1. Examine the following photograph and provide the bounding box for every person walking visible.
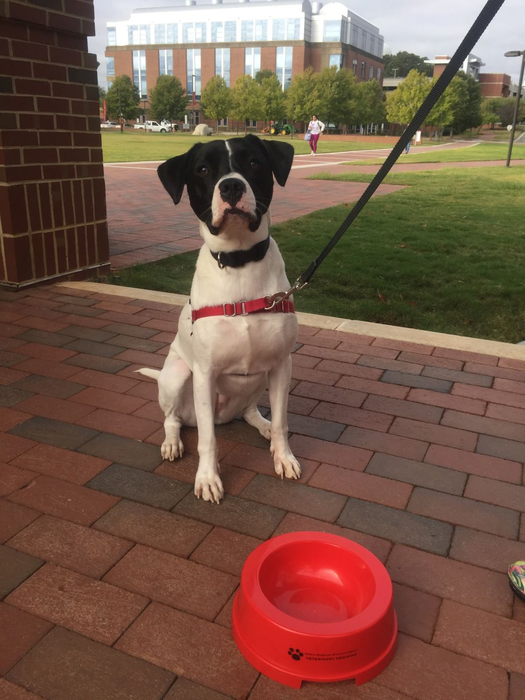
[307,115,325,155]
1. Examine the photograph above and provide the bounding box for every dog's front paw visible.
[194,472,224,504]
[161,437,184,461]
[273,452,301,480]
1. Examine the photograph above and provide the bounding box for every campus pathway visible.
[0,282,524,700]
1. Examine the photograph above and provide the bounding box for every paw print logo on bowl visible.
[288,647,303,661]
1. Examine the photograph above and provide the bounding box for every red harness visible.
[191,296,295,322]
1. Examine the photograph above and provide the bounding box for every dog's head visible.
[157,135,294,240]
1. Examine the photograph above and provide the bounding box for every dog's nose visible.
[219,178,246,206]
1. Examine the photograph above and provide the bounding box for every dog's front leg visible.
[192,365,224,504]
[268,356,301,480]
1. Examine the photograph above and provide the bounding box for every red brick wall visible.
[0,0,109,288]
[230,47,245,85]
[173,48,186,88]
[479,73,511,98]
[201,48,215,91]
[111,50,132,81]
[146,49,159,94]
[261,46,276,73]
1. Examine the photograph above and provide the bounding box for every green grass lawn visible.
[348,142,525,165]
[107,165,525,343]
[101,131,390,162]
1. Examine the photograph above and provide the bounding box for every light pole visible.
[192,74,196,129]
[142,96,147,132]
[504,50,525,168]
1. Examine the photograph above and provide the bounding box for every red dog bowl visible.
[232,532,397,688]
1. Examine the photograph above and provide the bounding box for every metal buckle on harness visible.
[264,277,308,310]
[223,303,236,317]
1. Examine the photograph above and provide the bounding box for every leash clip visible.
[264,277,308,310]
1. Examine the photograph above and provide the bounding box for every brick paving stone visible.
[241,473,347,522]
[8,475,119,526]
[486,403,525,426]
[13,358,81,380]
[65,368,139,393]
[476,434,525,463]
[340,343,401,360]
[432,347,499,366]
[213,420,275,450]
[286,413,345,442]
[52,295,98,306]
[397,351,463,371]
[442,409,525,443]
[126,381,157,401]
[373,337,434,355]
[357,355,424,375]
[452,383,525,409]
[65,353,131,374]
[62,339,126,358]
[362,394,443,424]
[222,442,319,483]
[164,678,231,700]
[93,500,211,558]
[56,303,105,317]
[0,545,43,599]
[0,386,34,408]
[14,330,72,348]
[338,426,428,461]
[105,335,165,353]
[499,357,525,371]
[513,597,525,622]
[311,402,394,432]
[366,453,467,495]
[16,344,77,363]
[374,633,507,700]
[291,380,366,407]
[450,526,525,572]
[464,475,525,512]
[317,359,383,381]
[387,545,512,616]
[0,602,53,675]
[88,464,191,510]
[464,362,525,382]
[115,602,258,700]
[76,408,160,441]
[7,626,174,700]
[337,499,453,555]
[12,374,85,399]
[425,444,522,483]
[292,353,321,369]
[174,492,285,539]
[406,387,486,415]
[9,416,98,450]
[493,377,525,396]
[9,515,132,579]
[71,387,148,414]
[104,544,238,621]
[434,600,525,673]
[0,463,36,498]
[6,563,148,645]
[389,417,477,452]
[0,434,36,463]
[272,512,392,563]
[393,583,441,643]
[0,407,31,432]
[112,349,166,369]
[190,527,263,576]
[60,325,118,343]
[510,674,525,700]
[0,677,45,699]
[288,433,372,471]
[309,464,412,508]
[0,367,29,385]
[408,487,519,538]
[250,677,408,699]
[14,395,95,424]
[422,366,493,388]
[259,391,318,417]
[291,364,341,386]
[294,345,361,365]
[12,443,110,485]
[381,370,452,393]
[158,458,255,497]
[337,374,410,399]
[0,350,31,367]
[79,432,163,470]
[214,589,236,628]
[0,501,40,544]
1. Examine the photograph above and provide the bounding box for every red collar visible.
[191,296,295,322]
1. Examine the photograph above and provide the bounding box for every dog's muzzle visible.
[219,178,246,206]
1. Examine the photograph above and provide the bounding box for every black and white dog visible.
[139,135,301,503]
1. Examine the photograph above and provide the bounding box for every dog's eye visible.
[250,160,260,169]
[199,166,209,175]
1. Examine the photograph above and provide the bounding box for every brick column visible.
[0,0,110,289]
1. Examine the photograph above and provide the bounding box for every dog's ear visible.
[260,138,295,187]
[157,144,199,204]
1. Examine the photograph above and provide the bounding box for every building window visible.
[329,54,343,70]
[107,27,116,46]
[361,61,366,79]
[245,119,257,127]
[352,59,357,75]
[183,23,204,43]
[324,20,341,42]
[254,20,267,41]
[218,118,228,126]
[241,21,253,42]
[276,46,293,90]
[211,22,223,42]
[167,24,177,42]
[106,57,115,76]
[273,19,285,40]
[187,48,201,99]
[159,50,173,76]
[215,48,230,87]
[245,47,261,78]
[132,50,147,98]
[360,29,368,50]
[370,36,375,54]
[377,67,381,81]
[369,65,374,80]
[195,23,206,42]
[129,25,150,45]
[287,18,300,40]
[155,24,165,43]
[351,25,358,46]
[225,21,237,42]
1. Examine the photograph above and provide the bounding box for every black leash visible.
[279,0,506,302]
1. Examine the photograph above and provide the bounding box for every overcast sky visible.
[89,0,524,88]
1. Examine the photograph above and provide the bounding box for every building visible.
[105,0,384,127]
[427,54,513,99]
[427,53,484,81]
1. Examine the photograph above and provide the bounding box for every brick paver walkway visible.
[1,283,524,699]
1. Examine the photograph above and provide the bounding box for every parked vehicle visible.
[100,121,118,129]
[134,120,172,132]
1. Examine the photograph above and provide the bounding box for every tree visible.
[352,79,385,126]
[230,74,263,133]
[148,75,187,122]
[259,73,286,122]
[316,66,356,129]
[385,69,430,125]
[427,75,467,136]
[99,86,107,110]
[383,51,433,78]
[452,72,482,134]
[287,67,323,126]
[255,69,275,84]
[200,75,232,128]
[106,75,141,120]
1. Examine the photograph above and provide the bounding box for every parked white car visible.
[134,120,172,133]
[100,121,118,129]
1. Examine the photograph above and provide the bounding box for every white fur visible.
[146,176,300,504]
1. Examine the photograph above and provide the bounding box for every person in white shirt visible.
[307,115,325,155]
